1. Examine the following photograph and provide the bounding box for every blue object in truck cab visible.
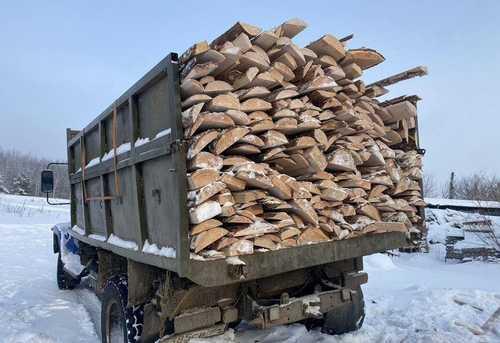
[64,231,79,254]
[52,223,79,254]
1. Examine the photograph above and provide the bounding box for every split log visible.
[327,150,356,172]
[190,181,226,205]
[233,190,267,203]
[358,204,382,221]
[347,48,385,70]
[181,94,212,110]
[254,30,279,51]
[290,199,318,225]
[182,62,218,80]
[191,218,223,235]
[181,79,204,99]
[234,221,278,238]
[238,86,271,100]
[212,21,262,48]
[189,201,222,224]
[240,98,273,112]
[214,127,250,154]
[189,113,234,136]
[204,80,233,96]
[298,227,329,244]
[306,34,346,61]
[187,130,219,159]
[207,94,241,112]
[180,41,209,66]
[274,18,308,39]
[367,66,428,88]
[239,51,270,72]
[384,101,417,123]
[193,227,228,253]
[233,67,259,90]
[187,169,220,190]
[225,239,254,256]
[225,110,250,126]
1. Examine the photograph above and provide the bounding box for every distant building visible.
[425,198,500,217]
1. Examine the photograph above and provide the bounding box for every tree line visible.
[424,172,500,202]
[0,146,70,199]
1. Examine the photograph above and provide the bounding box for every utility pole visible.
[448,172,456,199]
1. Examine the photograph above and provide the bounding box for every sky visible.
[1,0,499,183]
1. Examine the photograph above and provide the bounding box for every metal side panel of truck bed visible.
[66,53,408,287]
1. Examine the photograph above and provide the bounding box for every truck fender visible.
[51,223,68,253]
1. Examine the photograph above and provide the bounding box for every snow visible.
[134,136,150,147]
[101,142,131,161]
[427,207,500,252]
[142,239,176,258]
[155,128,172,139]
[0,193,98,342]
[88,233,106,242]
[58,223,86,276]
[426,197,500,209]
[60,244,85,276]
[71,224,85,235]
[189,200,222,224]
[226,256,246,266]
[133,128,172,149]
[1,193,499,342]
[84,156,101,169]
[302,294,322,318]
[107,233,138,251]
[0,193,68,225]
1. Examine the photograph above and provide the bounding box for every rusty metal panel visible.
[142,155,179,249]
[137,75,171,140]
[108,167,139,242]
[72,140,82,173]
[85,178,106,235]
[67,54,184,273]
[73,183,85,229]
[84,127,100,162]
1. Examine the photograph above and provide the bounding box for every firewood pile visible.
[180,19,427,259]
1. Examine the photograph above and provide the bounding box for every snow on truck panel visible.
[107,234,139,250]
[71,225,176,258]
[83,128,172,167]
[142,240,176,258]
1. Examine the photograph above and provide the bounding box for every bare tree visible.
[0,173,9,193]
[0,146,70,198]
[468,217,500,253]
[454,173,500,202]
[423,173,439,198]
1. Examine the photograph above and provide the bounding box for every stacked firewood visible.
[179,19,426,258]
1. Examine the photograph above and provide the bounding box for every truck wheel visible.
[101,275,144,343]
[56,253,79,290]
[322,286,365,335]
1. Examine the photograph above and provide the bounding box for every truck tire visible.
[101,275,144,343]
[56,253,79,290]
[322,286,365,335]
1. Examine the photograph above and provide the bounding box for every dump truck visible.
[41,49,423,342]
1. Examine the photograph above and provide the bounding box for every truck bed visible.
[66,53,408,287]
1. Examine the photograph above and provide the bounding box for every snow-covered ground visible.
[0,194,99,342]
[0,193,499,342]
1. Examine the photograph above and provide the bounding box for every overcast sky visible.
[1,0,499,183]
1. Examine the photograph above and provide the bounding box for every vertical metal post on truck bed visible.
[165,53,191,276]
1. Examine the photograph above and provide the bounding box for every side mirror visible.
[41,170,54,193]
